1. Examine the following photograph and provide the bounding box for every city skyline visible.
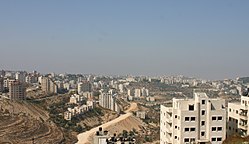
[0,1,249,80]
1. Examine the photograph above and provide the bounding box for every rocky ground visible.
[0,99,70,144]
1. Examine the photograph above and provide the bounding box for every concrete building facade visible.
[0,78,3,92]
[99,92,120,113]
[9,80,26,100]
[41,77,58,94]
[78,81,92,94]
[227,90,249,137]
[160,92,226,144]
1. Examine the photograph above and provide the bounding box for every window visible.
[217,127,222,131]
[236,110,238,114]
[185,128,189,132]
[189,105,194,111]
[212,116,217,121]
[229,126,231,130]
[175,115,177,118]
[175,136,177,139]
[190,138,195,142]
[218,116,222,120]
[201,131,205,136]
[229,108,231,112]
[201,110,205,115]
[229,117,232,121]
[217,138,222,141]
[175,126,177,129]
[212,127,216,131]
[201,121,205,126]
[185,117,190,121]
[202,100,205,104]
[190,128,195,131]
[184,138,189,142]
[236,119,238,124]
[212,138,216,141]
[191,117,195,121]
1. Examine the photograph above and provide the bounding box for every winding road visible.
[76,102,137,144]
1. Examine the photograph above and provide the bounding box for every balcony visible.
[240,105,249,111]
[239,122,248,130]
[166,124,173,132]
[166,135,173,143]
[166,117,172,123]
[166,108,173,113]
[240,112,248,120]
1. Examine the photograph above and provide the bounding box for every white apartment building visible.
[99,91,120,113]
[141,87,149,96]
[41,76,58,94]
[0,78,3,92]
[227,90,249,137]
[15,72,26,83]
[78,81,92,94]
[160,92,226,144]
[134,89,141,98]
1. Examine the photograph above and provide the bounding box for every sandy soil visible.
[76,103,138,144]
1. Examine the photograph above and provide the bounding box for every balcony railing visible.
[239,123,248,130]
[240,113,248,120]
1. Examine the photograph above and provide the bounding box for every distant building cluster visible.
[64,94,94,121]
[0,70,39,100]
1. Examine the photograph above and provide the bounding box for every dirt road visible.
[76,102,137,144]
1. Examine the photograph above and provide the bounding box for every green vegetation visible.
[49,106,104,133]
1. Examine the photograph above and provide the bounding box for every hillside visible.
[0,99,75,144]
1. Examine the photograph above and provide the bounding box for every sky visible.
[0,1,249,80]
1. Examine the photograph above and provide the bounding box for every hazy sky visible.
[0,1,248,80]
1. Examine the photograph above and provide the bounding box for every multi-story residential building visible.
[64,100,94,120]
[25,75,38,84]
[9,80,26,100]
[0,78,4,92]
[127,89,135,97]
[15,72,26,83]
[141,87,149,96]
[227,88,249,137]
[78,81,92,94]
[160,92,226,144]
[4,78,11,88]
[41,76,58,94]
[136,111,146,119]
[99,91,120,113]
[0,70,5,77]
[134,89,141,98]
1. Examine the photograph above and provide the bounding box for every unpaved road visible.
[76,102,137,144]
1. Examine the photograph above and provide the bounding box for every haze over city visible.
[1,1,249,80]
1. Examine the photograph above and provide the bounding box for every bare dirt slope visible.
[0,99,65,144]
[77,103,146,144]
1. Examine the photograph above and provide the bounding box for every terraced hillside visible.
[0,99,74,144]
